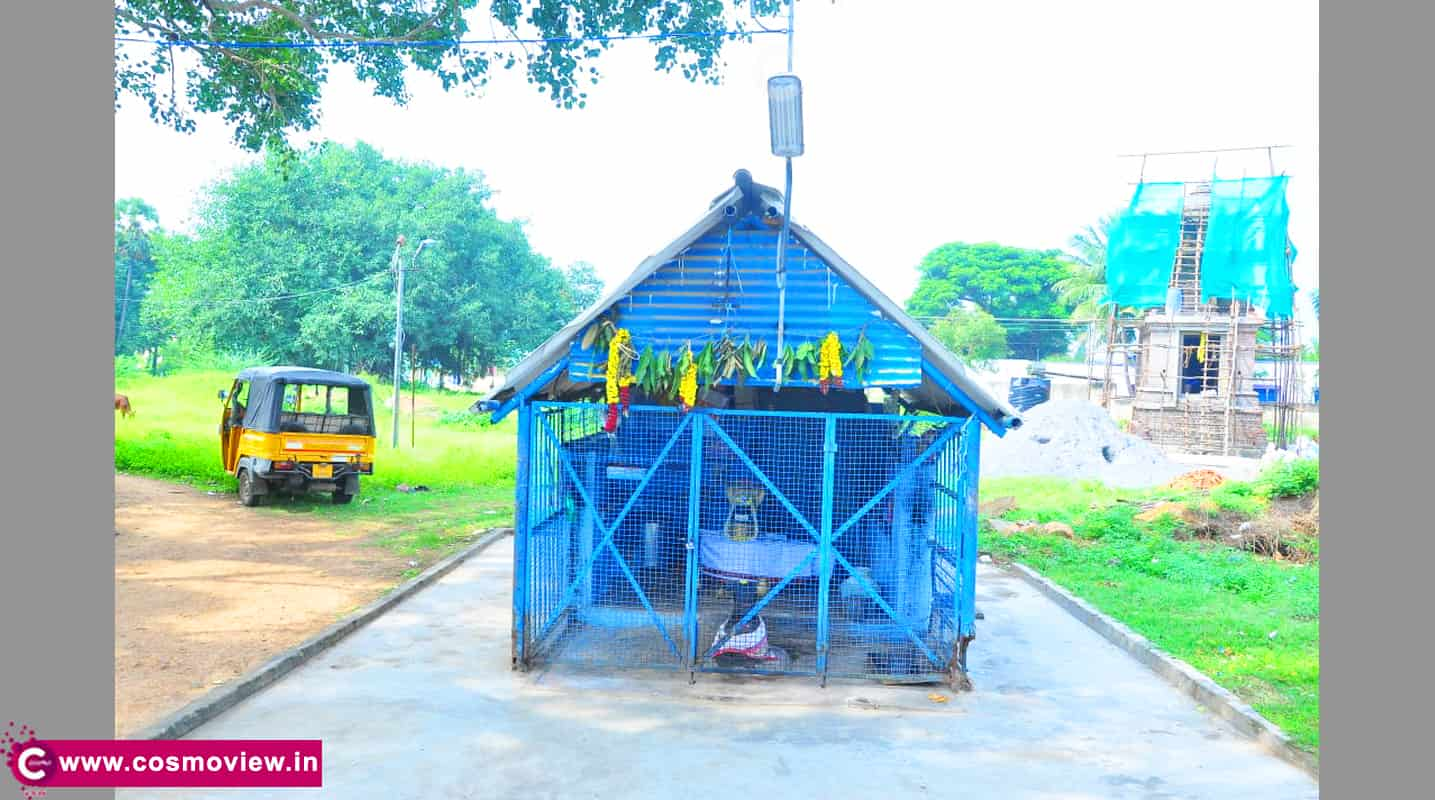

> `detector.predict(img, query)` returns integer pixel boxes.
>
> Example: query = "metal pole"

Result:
[410,344,418,449]
[773,0,796,391]
[775,157,792,391]
[391,237,406,449]
[785,0,795,69]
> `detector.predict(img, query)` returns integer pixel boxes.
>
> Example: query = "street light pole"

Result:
[392,237,437,448]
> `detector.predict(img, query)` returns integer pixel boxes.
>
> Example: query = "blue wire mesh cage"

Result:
[514,402,981,686]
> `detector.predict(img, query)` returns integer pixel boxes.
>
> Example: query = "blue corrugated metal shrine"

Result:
[494,171,1011,689]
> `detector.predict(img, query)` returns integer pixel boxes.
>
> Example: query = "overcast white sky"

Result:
[114,0,1319,331]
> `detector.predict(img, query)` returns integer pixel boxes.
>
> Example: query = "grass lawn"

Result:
[981,474,1320,758]
[115,369,519,566]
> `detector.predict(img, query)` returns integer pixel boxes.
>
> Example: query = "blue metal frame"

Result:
[958,416,981,638]
[815,416,837,681]
[535,400,973,425]
[513,402,983,684]
[684,414,705,676]
[512,402,531,668]
[921,360,1008,436]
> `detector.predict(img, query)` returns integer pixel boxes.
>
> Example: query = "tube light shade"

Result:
[767,74,804,158]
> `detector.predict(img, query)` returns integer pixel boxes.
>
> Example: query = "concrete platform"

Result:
[129,538,1317,799]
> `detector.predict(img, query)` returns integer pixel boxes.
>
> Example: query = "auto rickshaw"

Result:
[219,366,377,506]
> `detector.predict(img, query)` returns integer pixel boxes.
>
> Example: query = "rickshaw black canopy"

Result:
[234,366,373,434]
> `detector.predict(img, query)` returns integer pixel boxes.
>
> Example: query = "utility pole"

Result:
[390,235,407,449]
[392,237,437,448]
[410,343,418,449]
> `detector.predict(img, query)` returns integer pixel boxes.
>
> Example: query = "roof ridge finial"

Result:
[733,169,754,195]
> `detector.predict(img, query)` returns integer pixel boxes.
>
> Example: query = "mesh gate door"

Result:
[693,411,826,676]
[824,415,976,681]
[519,403,694,670]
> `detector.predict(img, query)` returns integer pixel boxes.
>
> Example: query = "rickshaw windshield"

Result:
[277,383,374,435]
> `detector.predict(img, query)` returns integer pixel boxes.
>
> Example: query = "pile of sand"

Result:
[982,400,1186,488]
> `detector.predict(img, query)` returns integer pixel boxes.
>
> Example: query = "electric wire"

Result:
[114,28,788,51]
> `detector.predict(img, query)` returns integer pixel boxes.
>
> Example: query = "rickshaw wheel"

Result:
[238,469,263,507]
[331,490,354,505]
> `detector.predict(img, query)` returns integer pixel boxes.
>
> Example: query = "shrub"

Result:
[1077,506,1143,543]
[1258,459,1320,498]
[1209,481,1267,516]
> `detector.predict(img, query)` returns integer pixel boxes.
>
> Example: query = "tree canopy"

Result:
[114,1,785,154]
[141,141,599,378]
[906,242,1075,360]
[929,306,1009,369]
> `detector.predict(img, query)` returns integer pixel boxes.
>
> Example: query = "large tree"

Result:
[143,141,596,378]
[114,1,786,154]
[906,242,1075,360]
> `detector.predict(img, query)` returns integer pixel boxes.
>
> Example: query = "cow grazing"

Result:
[115,393,135,418]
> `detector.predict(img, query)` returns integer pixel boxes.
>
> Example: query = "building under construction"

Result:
[1098,170,1303,457]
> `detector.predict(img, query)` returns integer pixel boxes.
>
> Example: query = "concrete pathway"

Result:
[130,538,1317,799]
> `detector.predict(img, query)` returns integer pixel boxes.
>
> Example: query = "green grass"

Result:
[115,369,519,565]
[981,475,1320,757]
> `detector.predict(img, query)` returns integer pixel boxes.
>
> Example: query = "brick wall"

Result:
[1130,406,1267,457]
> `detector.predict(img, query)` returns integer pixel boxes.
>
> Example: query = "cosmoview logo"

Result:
[4,722,52,799]
[14,745,52,783]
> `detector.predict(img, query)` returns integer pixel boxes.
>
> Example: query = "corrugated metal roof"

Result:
[565,224,923,388]
[479,171,1021,432]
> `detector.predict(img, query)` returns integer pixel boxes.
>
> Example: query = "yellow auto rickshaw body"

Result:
[219,366,377,506]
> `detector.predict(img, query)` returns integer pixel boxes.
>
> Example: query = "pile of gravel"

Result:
[981,400,1186,488]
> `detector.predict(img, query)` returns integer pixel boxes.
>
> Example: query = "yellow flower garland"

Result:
[605,329,635,404]
[818,332,843,389]
[678,349,698,411]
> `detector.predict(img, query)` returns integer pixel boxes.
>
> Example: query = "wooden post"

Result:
[1100,309,1117,408]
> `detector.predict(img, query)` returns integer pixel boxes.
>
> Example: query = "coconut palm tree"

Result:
[1055,213,1119,363]
[1054,215,1115,318]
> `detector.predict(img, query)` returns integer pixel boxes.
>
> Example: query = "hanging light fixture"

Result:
[767,74,804,158]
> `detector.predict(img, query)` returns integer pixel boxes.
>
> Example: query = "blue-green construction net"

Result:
[1200,177,1296,317]
[1104,182,1186,308]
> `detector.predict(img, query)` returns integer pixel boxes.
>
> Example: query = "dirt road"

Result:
[115,474,415,736]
